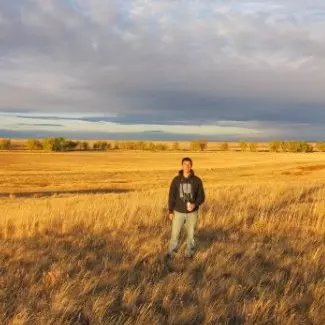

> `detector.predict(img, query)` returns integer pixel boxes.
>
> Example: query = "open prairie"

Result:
[0,151,324,325]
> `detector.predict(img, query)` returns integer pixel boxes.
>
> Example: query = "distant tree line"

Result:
[268,140,314,153]
[1,137,325,153]
[0,138,179,152]
[235,140,315,153]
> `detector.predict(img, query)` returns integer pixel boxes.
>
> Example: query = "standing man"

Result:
[167,157,205,258]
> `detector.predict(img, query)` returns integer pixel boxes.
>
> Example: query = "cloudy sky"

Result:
[1,0,325,140]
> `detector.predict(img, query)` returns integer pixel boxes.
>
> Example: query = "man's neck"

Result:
[183,171,191,178]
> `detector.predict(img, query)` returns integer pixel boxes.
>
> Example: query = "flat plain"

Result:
[0,151,324,324]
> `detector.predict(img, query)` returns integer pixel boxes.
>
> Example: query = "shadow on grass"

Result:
[0,188,132,199]
[1,224,322,325]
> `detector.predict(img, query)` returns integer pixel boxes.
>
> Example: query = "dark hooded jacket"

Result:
[168,169,205,214]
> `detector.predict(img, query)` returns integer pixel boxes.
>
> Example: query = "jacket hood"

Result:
[178,169,195,177]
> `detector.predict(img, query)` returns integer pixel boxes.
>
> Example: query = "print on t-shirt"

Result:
[180,182,193,201]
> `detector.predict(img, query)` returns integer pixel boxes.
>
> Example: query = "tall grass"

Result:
[0,152,324,324]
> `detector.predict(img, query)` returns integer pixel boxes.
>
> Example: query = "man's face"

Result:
[182,160,192,174]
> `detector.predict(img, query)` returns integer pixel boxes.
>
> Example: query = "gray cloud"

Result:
[16,123,63,127]
[0,129,242,141]
[1,0,325,138]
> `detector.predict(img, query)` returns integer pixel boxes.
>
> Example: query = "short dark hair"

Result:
[182,157,193,165]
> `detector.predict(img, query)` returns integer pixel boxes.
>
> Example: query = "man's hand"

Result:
[187,203,196,212]
[168,213,174,221]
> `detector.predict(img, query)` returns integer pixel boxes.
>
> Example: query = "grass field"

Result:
[0,151,324,324]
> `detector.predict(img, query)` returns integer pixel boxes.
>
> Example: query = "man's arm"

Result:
[195,178,205,207]
[168,177,177,213]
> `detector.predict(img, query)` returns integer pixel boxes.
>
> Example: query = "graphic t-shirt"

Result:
[179,180,193,202]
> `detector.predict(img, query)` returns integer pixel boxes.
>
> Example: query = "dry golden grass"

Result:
[0,151,324,325]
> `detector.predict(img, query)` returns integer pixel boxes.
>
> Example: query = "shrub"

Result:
[287,141,313,153]
[155,143,167,151]
[287,141,300,153]
[43,138,54,151]
[128,142,137,150]
[249,142,258,152]
[316,142,325,152]
[117,141,126,150]
[239,140,248,152]
[64,140,80,151]
[281,141,289,152]
[269,140,281,152]
[172,142,180,151]
[93,141,111,151]
[0,139,12,150]
[43,137,64,151]
[271,141,314,153]
[303,142,314,153]
[147,142,156,151]
[118,141,141,150]
[135,141,147,150]
[117,142,137,150]
[26,139,43,150]
[190,140,208,151]
[219,142,229,151]
[43,138,80,152]
[78,141,90,151]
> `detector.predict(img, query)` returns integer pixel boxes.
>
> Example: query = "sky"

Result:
[1,0,325,140]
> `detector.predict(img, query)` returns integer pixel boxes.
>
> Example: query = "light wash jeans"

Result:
[168,210,198,257]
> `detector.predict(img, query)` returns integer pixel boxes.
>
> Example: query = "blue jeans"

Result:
[168,210,198,257]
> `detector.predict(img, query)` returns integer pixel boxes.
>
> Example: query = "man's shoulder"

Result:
[193,175,203,183]
[172,175,180,182]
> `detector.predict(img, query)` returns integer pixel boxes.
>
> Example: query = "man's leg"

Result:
[168,211,186,256]
[184,210,198,257]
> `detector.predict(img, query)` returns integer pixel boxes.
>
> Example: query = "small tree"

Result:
[43,138,57,151]
[239,140,248,152]
[155,143,167,151]
[63,140,79,151]
[190,141,199,151]
[220,142,229,151]
[287,141,298,152]
[78,141,89,151]
[93,141,110,151]
[53,137,67,151]
[316,142,325,152]
[190,140,208,151]
[118,141,126,150]
[303,142,314,153]
[249,142,258,152]
[199,140,208,151]
[148,142,156,151]
[43,137,78,152]
[135,141,147,150]
[281,141,289,152]
[283,141,313,153]
[125,142,133,150]
[172,142,180,151]
[0,139,11,150]
[295,141,313,153]
[26,139,43,150]
[269,140,281,152]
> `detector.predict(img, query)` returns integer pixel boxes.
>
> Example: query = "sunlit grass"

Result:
[0,152,324,324]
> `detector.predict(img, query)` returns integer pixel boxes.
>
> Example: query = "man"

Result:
[167,157,205,258]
